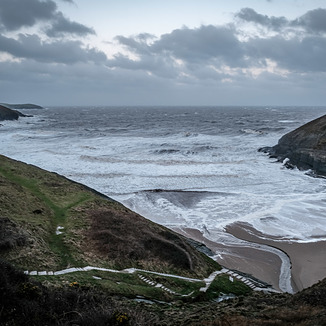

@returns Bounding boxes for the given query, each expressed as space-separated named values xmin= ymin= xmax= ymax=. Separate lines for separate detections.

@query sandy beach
xmin=225 ymin=222 xmax=326 ymax=292
xmin=174 ymin=223 xmax=326 ymax=293
xmin=173 ymin=227 xmax=283 ymax=292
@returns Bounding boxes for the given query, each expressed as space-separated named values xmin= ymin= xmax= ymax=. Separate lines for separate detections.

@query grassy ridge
xmin=0 ymin=154 xmax=220 ymax=276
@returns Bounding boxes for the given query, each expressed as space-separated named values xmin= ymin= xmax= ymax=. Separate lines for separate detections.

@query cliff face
xmin=0 ymin=105 xmax=24 ymax=121
xmin=260 ymin=114 xmax=326 ymax=176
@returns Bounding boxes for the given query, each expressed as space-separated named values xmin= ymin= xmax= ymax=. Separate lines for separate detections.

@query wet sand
xmin=225 ymin=222 xmax=326 ymax=292
xmin=173 ymin=223 xmax=326 ymax=293
xmin=173 ymin=226 xmax=283 ymax=292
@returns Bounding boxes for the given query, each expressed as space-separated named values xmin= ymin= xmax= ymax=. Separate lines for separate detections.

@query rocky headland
xmin=0 ymin=104 xmax=26 ymax=121
xmin=260 ymin=114 xmax=326 ymax=176
xmin=0 ymin=103 xmax=44 ymax=110
xmin=0 ymin=103 xmax=44 ymax=122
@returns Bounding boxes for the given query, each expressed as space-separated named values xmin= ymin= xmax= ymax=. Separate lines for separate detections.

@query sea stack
xmin=260 ymin=114 xmax=326 ymax=176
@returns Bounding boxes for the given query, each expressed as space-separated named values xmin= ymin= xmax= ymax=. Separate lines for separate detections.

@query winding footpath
xmin=24 ymin=265 xmax=277 ymax=296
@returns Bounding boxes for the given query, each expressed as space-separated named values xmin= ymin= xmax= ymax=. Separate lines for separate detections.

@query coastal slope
xmin=1 ymin=154 xmax=326 ymax=324
xmin=260 ymin=114 xmax=326 ymax=176
xmin=0 ymin=154 xmax=219 ymax=277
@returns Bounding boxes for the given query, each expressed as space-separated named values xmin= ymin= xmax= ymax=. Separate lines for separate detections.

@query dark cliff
xmin=0 ymin=105 xmax=25 ymax=121
xmin=260 ymin=114 xmax=326 ymax=176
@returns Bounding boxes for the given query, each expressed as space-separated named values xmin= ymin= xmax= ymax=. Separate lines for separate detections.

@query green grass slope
xmin=0 ymin=154 xmax=219 ymax=277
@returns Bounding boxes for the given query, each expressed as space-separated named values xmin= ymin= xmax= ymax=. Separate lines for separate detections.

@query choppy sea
xmin=1 ymin=106 xmax=326 ymax=247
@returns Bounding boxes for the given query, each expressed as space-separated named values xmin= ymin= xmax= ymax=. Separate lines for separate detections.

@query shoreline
xmin=225 ymin=222 xmax=326 ymax=292
xmin=173 ymin=226 xmax=283 ymax=292
xmin=173 ymin=223 xmax=326 ymax=293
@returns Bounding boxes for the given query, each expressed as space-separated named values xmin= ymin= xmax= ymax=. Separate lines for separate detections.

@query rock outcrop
xmin=260 ymin=114 xmax=326 ymax=176
xmin=0 ymin=104 xmax=26 ymax=121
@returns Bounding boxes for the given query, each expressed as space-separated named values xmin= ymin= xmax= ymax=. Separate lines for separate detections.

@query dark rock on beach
xmin=0 ymin=104 xmax=26 ymax=121
xmin=260 ymin=114 xmax=326 ymax=176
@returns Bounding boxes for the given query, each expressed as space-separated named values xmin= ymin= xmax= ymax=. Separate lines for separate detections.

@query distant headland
xmin=0 ymin=103 xmax=44 ymax=110
xmin=0 ymin=103 xmax=44 ymax=121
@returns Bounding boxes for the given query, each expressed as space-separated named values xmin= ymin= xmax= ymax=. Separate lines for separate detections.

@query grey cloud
xmin=247 ymin=35 xmax=326 ymax=72
xmin=46 ymin=12 xmax=95 ymax=37
xmin=236 ymin=8 xmax=288 ymax=30
xmin=0 ymin=0 xmax=57 ymax=31
xmin=292 ymin=8 xmax=326 ymax=33
xmin=0 ymin=59 xmax=176 ymax=105
xmin=237 ymin=7 xmax=326 ymax=35
xmin=0 ymin=56 xmax=324 ymax=106
xmin=0 ymin=0 xmax=94 ymax=38
xmin=107 ymin=52 xmax=180 ymax=79
xmin=1 ymin=5 xmax=325 ymax=106
xmin=115 ymin=35 xmax=151 ymax=55
xmin=153 ymin=25 xmax=244 ymax=66
xmin=114 ymin=25 xmax=246 ymax=77
xmin=0 ymin=33 xmax=107 ymax=64
xmin=110 ymin=17 xmax=326 ymax=82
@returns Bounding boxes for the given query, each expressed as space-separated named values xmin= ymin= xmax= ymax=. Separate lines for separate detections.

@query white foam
xmin=1 ymin=108 xmax=325 ymax=246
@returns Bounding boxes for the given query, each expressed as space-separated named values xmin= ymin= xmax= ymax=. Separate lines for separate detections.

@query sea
xmin=1 ymin=106 xmax=326 ymax=290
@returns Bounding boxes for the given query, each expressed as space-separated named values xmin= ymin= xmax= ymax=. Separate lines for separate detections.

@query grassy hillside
xmin=0 ymin=154 xmax=220 ymax=277
xmin=1 ymin=154 xmax=326 ymax=325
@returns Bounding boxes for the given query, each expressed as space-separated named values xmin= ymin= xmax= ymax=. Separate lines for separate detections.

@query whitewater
xmin=1 ymin=106 xmax=326 ymax=291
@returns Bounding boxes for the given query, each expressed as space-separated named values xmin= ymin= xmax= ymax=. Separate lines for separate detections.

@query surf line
xmin=223 ymin=234 xmax=293 ymax=294
xmin=255 ymin=242 xmax=293 ymax=294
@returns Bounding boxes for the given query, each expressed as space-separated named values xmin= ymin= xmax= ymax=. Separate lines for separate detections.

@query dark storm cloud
xmin=0 ymin=33 xmax=107 ymax=64
xmin=0 ymin=0 xmax=94 ymax=37
xmin=247 ymin=35 xmax=326 ymax=72
xmin=237 ymin=7 xmax=326 ymax=35
xmin=0 ymin=4 xmax=325 ymax=106
xmin=45 ymin=12 xmax=96 ymax=37
xmin=292 ymin=8 xmax=326 ymax=33
xmin=0 ymin=0 xmax=57 ymax=31
xmin=152 ymin=25 xmax=245 ymax=66
xmin=111 ymin=24 xmax=246 ymax=78
xmin=110 ymin=9 xmax=326 ymax=81
xmin=236 ymin=8 xmax=288 ymax=30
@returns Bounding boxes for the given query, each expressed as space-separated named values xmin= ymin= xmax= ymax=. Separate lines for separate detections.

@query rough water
xmin=1 ymin=106 xmax=326 ymax=291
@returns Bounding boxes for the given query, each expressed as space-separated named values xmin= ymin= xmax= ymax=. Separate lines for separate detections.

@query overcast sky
xmin=0 ymin=0 xmax=326 ymax=106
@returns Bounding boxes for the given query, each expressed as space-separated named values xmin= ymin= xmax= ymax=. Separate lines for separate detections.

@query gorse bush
xmin=112 ymin=312 xmax=130 ymax=325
